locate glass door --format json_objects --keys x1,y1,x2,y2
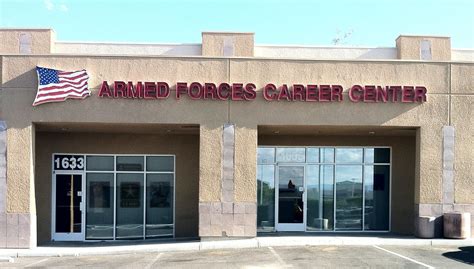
[
  {"x1": 276, "y1": 165, "x2": 305, "y2": 231},
  {"x1": 52, "y1": 173, "x2": 84, "y2": 241}
]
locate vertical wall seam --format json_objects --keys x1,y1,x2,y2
[
  {"x1": 448, "y1": 63, "x2": 452, "y2": 126},
  {"x1": 0, "y1": 121, "x2": 6, "y2": 215},
  {"x1": 227, "y1": 59, "x2": 231, "y2": 123}
]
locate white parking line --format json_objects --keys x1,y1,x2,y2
[
  {"x1": 268, "y1": 247, "x2": 293, "y2": 268},
  {"x1": 373, "y1": 245, "x2": 434, "y2": 269},
  {"x1": 25, "y1": 258, "x2": 49, "y2": 268},
  {"x1": 145, "y1": 252, "x2": 163, "y2": 269}
]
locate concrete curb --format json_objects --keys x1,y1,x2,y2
[
  {"x1": 0, "y1": 257, "x2": 14, "y2": 263},
  {"x1": 0, "y1": 237, "x2": 472, "y2": 258}
]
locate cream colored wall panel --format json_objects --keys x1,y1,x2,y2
[
  {"x1": 417, "y1": 126, "x2": 443, "y2": 204},
  {"x1": 451, "y1": 96, "x2": 474, "y2": 203},
  {"x1": 233, "y1": 126, "x2": 257, "y2": 202},
  {"x1": 199, "y1": 125, "x2": 223, "y2": 202},
  {"x1": 229, "y1": 93, "x2": 448, "y2": 127},
  {"x1": 1, "y1": 56, "x2": 229, "y2": 89},
  {"x1": 451, "y1": 64, "x2": 474, "y2": 94},
  {"x1": 0, "y1": 30, "x2": 54, "y2": 54},
  {"x1": 6, "y1": 127, "x2": 33, "y2": 213},
  {"x1": 229, "y1": 59, "x2": 449, "y2": 94},
  {"x1": 0, "y1": 88, "x2": 229, "y2": 127}
]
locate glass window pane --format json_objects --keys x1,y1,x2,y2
[
  {"x1": 321, "y1": 148, "x2": 334, "y2": 163},
  {"x1": 364, "y1": 165, "x2": 390, "y2": 230},
  {"x1": 365, "y1": 148, "x2": 390, "y2": 163},
  {"x1": 278, "y1": 166, "x2": 304, "y2": 223},
  {"x1": 55, "y1": 174, "x2": 82, "y2": 233},
  {"x1": 258, "y1": 148, "x2": 275, "y2": 164},
  {"x1": 86, "y1": 156, "x2": 114, "y2": 171},
  {"x1": 257, "y1": 165, "x2": 275, "y2": 232},
  {"x1": 86, "y1": 173, "x2": 114, "y2": 240},
  {"x1": 306, "y1": 148, "x2": 319, "y2": 163},
  {"x1": 116, "y1": 173, "x2": 144, "y2": 239},
  {"x1": 321, "y1": 165, "x2": 334, "y2": 230},
  {"x1": 336, "y1": 148, "x2": 363, "y2": 163},
  {"x1": 276, "y1": 148, "x2": 305, "y2": 163},
  {"x1": 306, "y1": 165, "x2": 322, "y2": 231},
  {"x1": 304, "y1": 165, "x2": 334, "y2": 230},
  {"x1": 146, "y1": 174, "x2": 174, "y2": 237},
  {"x1": 335, "y1": 165, "x2": 363, "y2": 230},
  {"x1": 117, "y1": 156, "x2": 144, "y2": 171},
  {"x1": 147, "y1": 156, "x2": 174, "y2": 172}
]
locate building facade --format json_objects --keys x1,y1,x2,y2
[{"x1": 0, "y1": 29, "x2": 473, "y2": 248}]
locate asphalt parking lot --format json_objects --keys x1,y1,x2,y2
[{"x1": 1, "y1": 245, "x2": 473, "y2": 268}]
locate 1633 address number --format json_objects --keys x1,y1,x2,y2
[{"x1": 53, "y1": 155, "x2": 85, "y2": 170}]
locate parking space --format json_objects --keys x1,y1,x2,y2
[{"x1": 1, "y1": 245, "x2": 472, "y2": 268}]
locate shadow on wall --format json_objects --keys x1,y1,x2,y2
[{"x1": 442, "y1": 246, "x2": 474, "y2": 265}]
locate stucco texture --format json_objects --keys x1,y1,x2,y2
[
  {"x1": 6, "y1": 127, "x2": 34, "y2": 213},
  {"x1": 202, "y1": 33, "x2": 254, "y2": 57},
  {"x1": 0, "y1": 54, "x2": 473, "y2": 242},
  {"x1": 234, "y1": 125, "x2": 257, "y2": 202},
  {"x1": 0, "y1": 30, "x2": 54, "y2": 54},
  {"x1": 396, "y1": 36, "x2": 451, "y2": 61},
  {"x1": 451, "y1": 96, "x2": 473, "y2": 204},
  {"x1": 199, "y1": 125, "x2": 222, "y2": 202}
]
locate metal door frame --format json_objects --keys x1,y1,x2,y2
[
  {"x1": 51, "y1": 170, "x2": 85, "y2": 241},
  {"x1": 275, "y1": 164, "x2": 306, "y2": 231}
]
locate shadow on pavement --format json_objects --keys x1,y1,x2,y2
[{"x1": 442, "y1": 246, "x2": 474, "y2": 265}]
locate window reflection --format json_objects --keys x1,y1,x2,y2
[
  {"x1": 86, "y1": 173, "x2": 114, "y2": 240},
  {"x1": 276, "y1": 148, "x2": 305, "y2": 163},
  {"x1": 306, "y1": 148, "x2": 319, "y2": 163},
  {"x1": 321, "y1": 148, "x2": 335, "y2": 163},
  {"x1": 256, "y1": 147, "x2": 390, "y2": 232},
  {"x1": 335, "y1": 165, "x2": 363, "y2": 230},
  {"x1": 364, "y1": 148, "x2": 390, "y2": 163},
  {"x1": 258, "y1": 148, "x2": 275, "y2": 164},
  {"x1": 336, "y1": 148, "x2": 363, "y2": 163},
  {"x1": 257, "y1": 165, "x2": 275, "y2": 231},
  {"x1": 364, "y1": 165, "x2": 390, "y2": 230}
]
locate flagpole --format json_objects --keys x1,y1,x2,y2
[{"x1": 70, "y1": 175, "x2": 74, "y2": 233}]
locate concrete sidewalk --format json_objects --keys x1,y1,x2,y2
[{"x1": 0, "y1": 236, "x2": 473, "y2": 258}]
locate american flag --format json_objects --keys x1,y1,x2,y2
[{"x1": 33, "y1": 66, "x2": 90, "y2": 106}]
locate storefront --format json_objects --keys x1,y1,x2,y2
[
  {"x1": 0, "y1": 29, "x2": 472, "y2": 248},
  {"x1": 257, "y1": 147, "x2": 391, "y2": 232},
  {"x1": 51, "y1": 154, "x2": 175, "y2": 241}
]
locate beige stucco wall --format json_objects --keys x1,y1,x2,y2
[
  {"x1": 34, "y1": 131, "x2": 199, "y2": 243},
  {"x1": 0, "y1": 29, "x2": 55, "y2": 54},
  {"x1": 202, "y1": 32, "x2": 254, "y2": 57},
  {"x1": 259, "y1": 134, "x2": 416, "y2": 235},
  {"x1": 6, "y1": 127, "x2": 34, "y2": 213},
  {"x1": 199, "y1": 124, "x2": 222, "y2": 202},
  {"x1": 396, "y1": 35, "x2": 451, "y2": 61},
  {"x1": 450, "y1": 63, "x2": 474, "y2": 204},
  {"x1": 0, "y1": 54, "x2": 472, "y2": 241}
]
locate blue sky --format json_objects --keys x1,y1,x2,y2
[{"x1": 1, "y1": 0, "x2": 473, "y2": 47}]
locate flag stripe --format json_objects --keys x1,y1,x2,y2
[
  {"x1": 33, "y1": 90, "x2": 90, "y2": 104},
  {"x1": 33, "y1": 66, "x2": 91, "y2": 106},
  {"x1": 58, "y1": 70, "x2": 84, "y2": 75},
  {"x1": 39, "y1": 77, "x2": 88, "y2": 91},
  {"x1": 33, "y1": 91, "x2": 90, "y2": 106},
  {"x1": 36, "y1": 85, "x2": 89, "y2": 98},
  {"x1": 58, "y1": 72, "x2": 88, "y2": 81}
]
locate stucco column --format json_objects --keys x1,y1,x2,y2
[
  {"x1": 4, "y1": 126, "x2": 36, "y2": 248},
  {"x1": 414, "y1": 126, "x2": 445, "y2": 237},
  {"x1": 198, "y1": 124, "x2": 257, "y2": 238},
  {"x1": 233, "y1": 125, "x2": 257, "y2": 236},
  {"x1": 198, "y1": 124, "x2": 223, "y2": 237}
]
